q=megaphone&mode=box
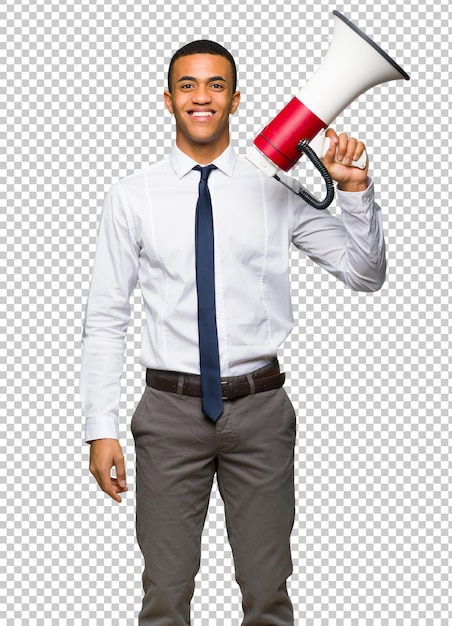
[246,10,410,209]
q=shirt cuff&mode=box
[336,177,374,212]
[85,415,120,444]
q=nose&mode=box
[192,84,211,104]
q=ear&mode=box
[164,90,174,114]
[230,91,241,115]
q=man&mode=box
[81,40,385,626]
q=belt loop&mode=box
[176,374,185,395]
[246,373,256,396]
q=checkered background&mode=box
[1,0,450,623]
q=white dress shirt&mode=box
[80,143,386,442]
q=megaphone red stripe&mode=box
[254,97,327,171]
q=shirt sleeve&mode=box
[290,178,386,292]
[79,184,140,443]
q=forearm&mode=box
[336,180,386,292]
[292,178,386,292]
[80,336,126,442]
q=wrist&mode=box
[337,181,368,193]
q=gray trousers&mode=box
[131,383,296,626]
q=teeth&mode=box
[191,111,213,117]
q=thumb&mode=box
[114,452,127,487]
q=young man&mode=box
[81,40,385,625]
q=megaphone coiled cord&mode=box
[274,139,335,210]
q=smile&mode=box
[189,111,214,118]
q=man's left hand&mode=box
[323,128,369,192]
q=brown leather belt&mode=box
[146,358,285,400]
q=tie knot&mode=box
[194,164,217,182]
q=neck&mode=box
[175,137,230,165]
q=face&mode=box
[164,53,240,162]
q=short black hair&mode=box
[167,40,237,94]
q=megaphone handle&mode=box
[309,132,368,169]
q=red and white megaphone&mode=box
[246,11,410,209]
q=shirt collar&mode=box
[170,143,237,179]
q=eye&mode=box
[211,83,225,90]
[178,80,195,91]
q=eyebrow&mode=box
[176,75,228,84]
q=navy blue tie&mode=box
[193,164,223,421]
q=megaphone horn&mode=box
[246,11,410,209]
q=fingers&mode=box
[323,128,338,164]
[107,477,128,503]
[323,128,369,191]
[337,134,357,165]
[98,470,124,503]
[325,128,366,166]
[89,439,128,503]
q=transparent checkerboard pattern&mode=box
[1,0,450,623]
